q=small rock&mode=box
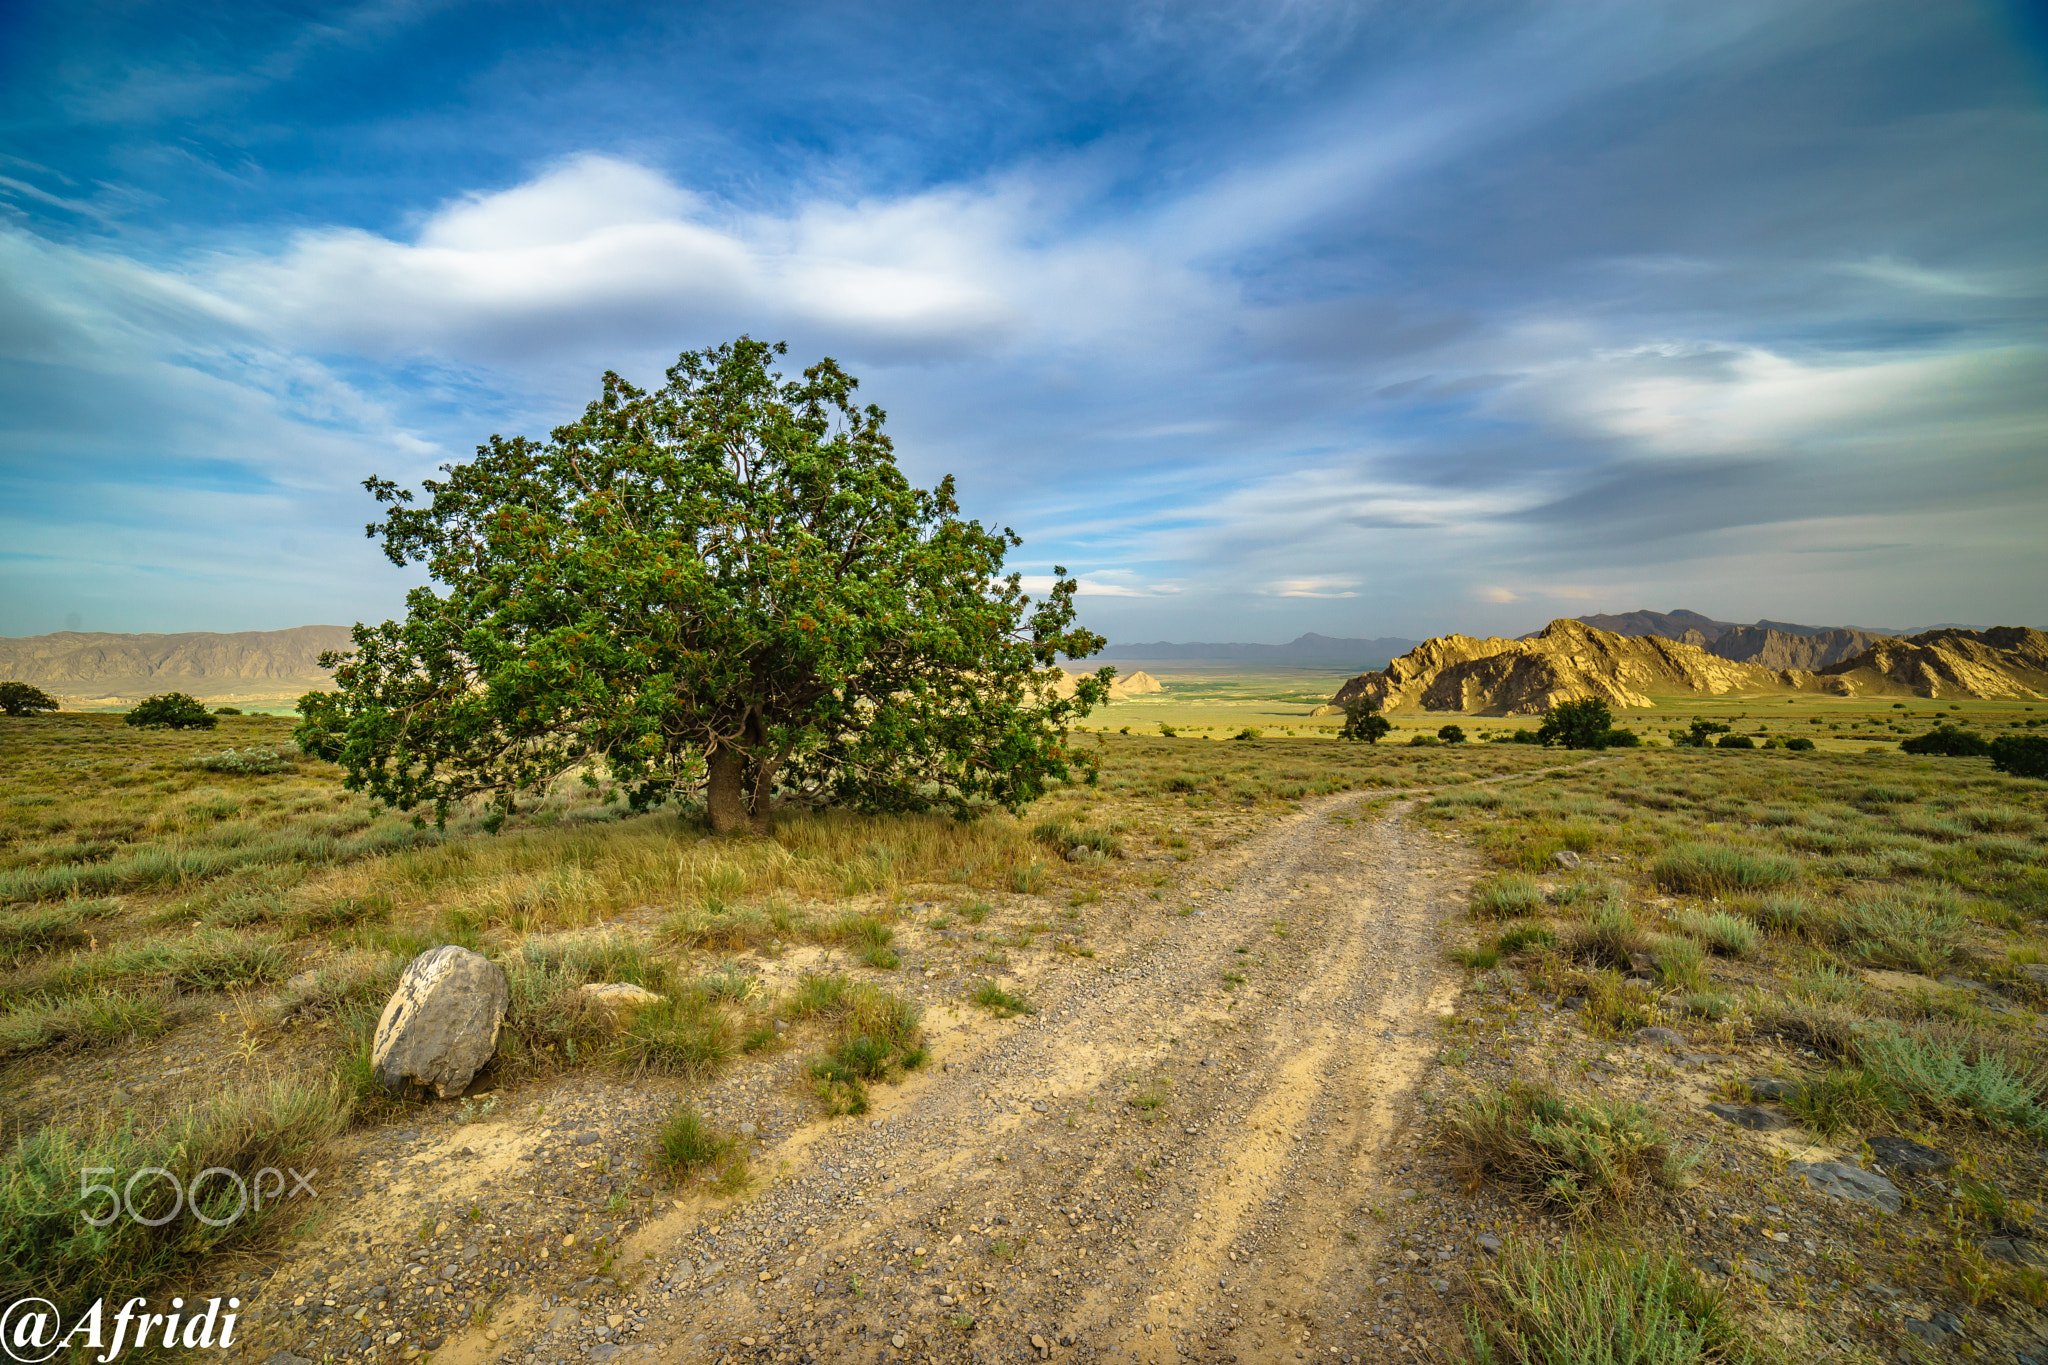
[1737,1260,1774,1285]
[1634,1026,1684,1048]
[1552,851,1581,871]
[1789,1160,1903,1214]
[1903,1316,1959,1346]
[1744,1077,1799,1102]
[1560,996,1586,1012]
[1705,1103,1789,1131]
[893,1332,908,1348]
[1981,1237,2046,1266]
[1032,1101,1048,1112]
[1030,1334,1047,1355]
[578,982,665,1017]
[2018,963,2048,988]
[1867,1134,1955,1175]
[737,1122,758,1138]
[1476,1234,1502,1255]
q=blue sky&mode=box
[2,0,2045,644]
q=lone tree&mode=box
[1338,696,1391,744]
[1535,697,1613,749]
[0,682,59,717]
[125,692,217,730]
[297,338,1112,833]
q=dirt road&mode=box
[557,793,1468,1364]
[250,791,1484,1365]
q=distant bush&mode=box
[1156,722,1178,738]
[1714,734,1754,750]
[212,706,243,716]
[1536,697,1615,750]
[1988,735,2048,779]
[1408,734,1439,746]
[0,682,59,717]
[1232,728,1261,741]
[1438,724,1467,744]
[1783,735,1815,751]
[1506,729,1541,744]
[189,745,295,775]
[1902,724,1991,757]
[1670,719,1730,748]
[125,693,217,730]
[1601,728,1640,748]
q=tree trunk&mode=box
[705,744,750,834]
[705,739,777,835]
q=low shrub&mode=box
[1784,1068,1898,1137]
[1783,736,1815,751]
[1444,1079,1684,1215]
[0,1079,348,1314]
[1570,901,1646,971]
[1813,892,1967,975]
[1465,1238,1762,1365]
[1669,909,1758,958]
[1408,734,1440,747]
[1471,876,1547,920]
[1438,724,1467,744]
[652,1106,746,1190]
[1652,843,1798,896]
[1714,734,1755,750]
[1854,1024,2048,1133]
[189,746,295,775]
[971,980,1035,1017]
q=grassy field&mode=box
[1081,659,2046,752]
[4,697,2046,1358]
[0,709,1557,1310]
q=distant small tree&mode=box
[1157,722,1178,738]
[126,693,217,730]
[1437,724,1466,745]
[1536,697,1614,750]
[1602,727,1641,748]
[0,682,59,717]
[1715,733,1755,749]
[1990,735,2048,779]
[1784,736,1815,751]
[1338,697,1391,744]
[1670,719,1731,748]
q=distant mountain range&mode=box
[0,626,350,698]
[1102,632,1421,669]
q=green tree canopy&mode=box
[1535,697,1614,749]
[1338,697,1392,744]
[125,693,217,730]
[0,682,59,717]
[297,338,1111,833]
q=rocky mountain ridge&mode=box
[1335,620,2048,715]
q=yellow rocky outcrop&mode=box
[1330,619,1811,716]
[1817,627,2048,700]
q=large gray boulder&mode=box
[371,946,509,1098]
